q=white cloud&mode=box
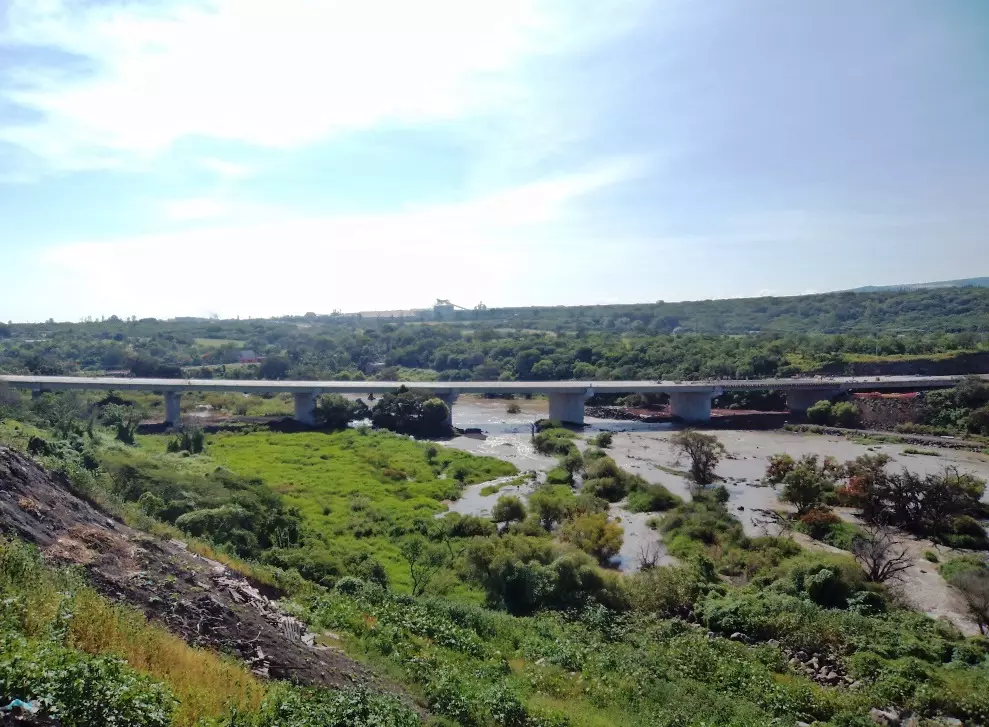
[200,158,252,180]
[0,0,644,169]
[29,160,640,318]
[161,197,231,221]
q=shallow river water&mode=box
[437,397,989,575]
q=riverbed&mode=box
[439,396,989,581]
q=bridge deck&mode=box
[0,374,976,395]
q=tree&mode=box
[371,387,451,437]
[952,570,989,634]
[561,451,584,483]
[102,403,144,444]
[528,486,573,530]
[560,513,623,565]
[400,535,448,597]
[765,453,840,515]
[669,430,726,488]
[315,394,367,430]
[851,522,912,583]
[258,356,290,380]
[492,495,526,527]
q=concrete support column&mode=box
[548,392,587,426]
[293,392,317,425]
[31,389,44,400]
[164,392,182,426]
[785,388,841,414]
[668,391,716,422]
[437,393,459,431]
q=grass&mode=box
[479,474,529,496]
[842,349,982,363]
[902,446,939,456]
[204,429,516,589]
[67,589,266,727]
[0,540,265,727]
[653,462,690,478]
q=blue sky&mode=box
[2,0,988,321]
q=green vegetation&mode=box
[917,375,989,436]
[902,446,938,456]
[587,431,613,448]
[0,539,419,727]
[669,430,726,488]
[204,429,515,591]
[5,289,989,387]
[764,450,989,550]
[479,474,529,497]
[806,399,860,427]
[7,391,989,725]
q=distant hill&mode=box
[850,277,989,293]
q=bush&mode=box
[315,394,368,430]
[371,387,451,437]
[626,482,680,513]
[806,400,833,424]
[0,635,175,727]
[221,685,421,727]
[832,401,860,428]
[589,431,613,448]
[492,496,526,526]
[559,513,623,565]
[765,453,840,515]
[797,508,842,540]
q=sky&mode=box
[2,0,988,322]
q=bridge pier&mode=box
[785,387,841,414]
[437,393,458,430]
[669,390,718,422]
[164,392,182,426]
[293,392,317,425]
[548,392,588,426]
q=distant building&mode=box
[434,299,456,318]
[238,350,259,363]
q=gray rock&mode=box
[940,719,962,727]
[301,632,316,646]
[899,714,919,727]
[869,707,900,726]
[706,631,715,639]
[767,639,780,648]
[794,650,808,661]
[729,632,746,642]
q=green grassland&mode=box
[146,429,516,590]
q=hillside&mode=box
[850,276,989,293]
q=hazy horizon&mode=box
[3,1,988,321]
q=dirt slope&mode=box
[0,446,405,698]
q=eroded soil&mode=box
[0,446,410,700]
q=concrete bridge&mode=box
[1,374,979,427]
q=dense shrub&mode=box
[315,394,369,430]
[559,513,623,564]
[0,636,175,727]
[371,387,451,437]
[626,482,680,513]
